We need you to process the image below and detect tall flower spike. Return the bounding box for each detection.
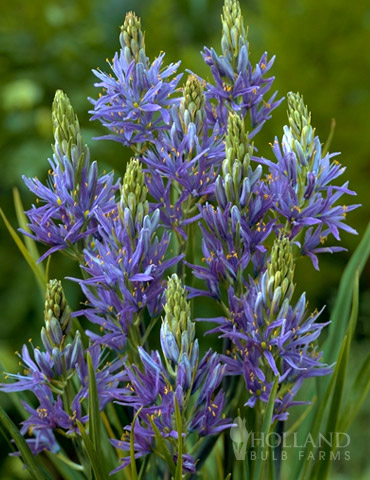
[43,279,71,349]
[119,11,147,65]
[160,274,196,376]
[179,75,206,136]
[221,0,247,68]
[22,90,118,261]
[120,158,149,225]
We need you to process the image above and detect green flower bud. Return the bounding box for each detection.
[160,275,196,375]
[44,279,71,348]
[179,75,206,135]
[287,92,315,163]
[222,112,253,204]
[221,0,247,66]
[52,90,89,177]
[120,158,149,224]
[267,237,295,302]
[120,12,146,65]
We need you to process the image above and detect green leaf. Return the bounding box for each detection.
[339,349,370,432]
[323,222,370,367]
[76,419,106,480]
[130,408,143,480]
[147,413,176,476]
[13,187,43,268]
[0,404,47,480]
[310,271,359,480]
[45,451,85,480]
[0,208,46,294]
[252,376,279,480]
[298,335,348,480]
[174,396,183,480]
[87,351,101,452]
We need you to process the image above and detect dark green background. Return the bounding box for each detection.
[0,0,369,478]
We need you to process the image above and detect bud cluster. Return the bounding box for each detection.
[119,11,147,65]
[43,279,72,350]
[221,0,247,66]
[286,91,315,167]
[179,75,206,136]
[160,274,198,380]
[120,158,149,224]
[262,237,295,316]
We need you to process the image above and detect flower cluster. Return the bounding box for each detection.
[111,275,232,474]
[0,280,126,455]
[22,90,118,261]
[1,1,360,478]
[90,12,182,148]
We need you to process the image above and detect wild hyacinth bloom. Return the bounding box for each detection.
[202,0,282,137]
[258,92,360,268]
[90,12,182,147]
[205,238,332,421]
[22,90,118,261]
[0,280,126,455]
[111,276,232,474]
[144,75,225,234]
[76,161,182,351]
[189,113,274,299]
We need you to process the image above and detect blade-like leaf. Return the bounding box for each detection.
[76,419,106,480]
[147,414,176,475]
[312,271,359,480]
[130,408,143,480]
[13,187,43,267]
[298,335,348,480]
[0,404,47,480]
[174,396,183,480]
[87,351,101,452]
[252,376,279,480]
[339,350,370,432]
[323,222,370,367]
[0,208,46,294]
[45,451,85,480]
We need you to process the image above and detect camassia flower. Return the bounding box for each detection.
[110,277,232,474]
[202,0,282,137]
[0,281,126,455]
[77,208,181,351]
[90,12,182,147]
[203,237,332,421]
[258,92,360,269]
[22,90,118,262]
[74,159,182,351]
[143,75,225,235]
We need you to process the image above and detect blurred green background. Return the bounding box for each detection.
[0,0,369,478]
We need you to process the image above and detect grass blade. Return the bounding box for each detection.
[87,351,101,452]
[76,419,106,480]
[0,208,46,294]
[174,396,183,480]
[252,376,279,480]
[13,187,43,267]
[129,408,143,480]
[323,222,370,367]
[147,414,176,476]
[0,404,47,480]
[339,350,370,432]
